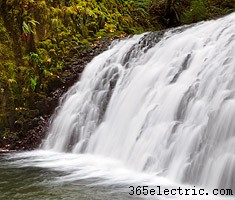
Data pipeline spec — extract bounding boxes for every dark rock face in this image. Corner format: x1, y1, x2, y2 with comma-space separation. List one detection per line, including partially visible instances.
0, 37, 114, 151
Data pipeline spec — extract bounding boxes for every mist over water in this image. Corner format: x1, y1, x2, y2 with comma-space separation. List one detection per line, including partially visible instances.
2, 13, 235, 200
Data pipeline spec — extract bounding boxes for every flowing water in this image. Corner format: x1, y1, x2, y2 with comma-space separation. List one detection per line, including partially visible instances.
1, 13, 235, 200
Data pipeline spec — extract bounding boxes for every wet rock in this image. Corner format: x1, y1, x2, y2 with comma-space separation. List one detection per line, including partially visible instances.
47, 77, 64, 94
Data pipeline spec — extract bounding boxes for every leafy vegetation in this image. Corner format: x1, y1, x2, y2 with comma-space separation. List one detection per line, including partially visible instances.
148, 0, 234, 27
0, 0, 234, 140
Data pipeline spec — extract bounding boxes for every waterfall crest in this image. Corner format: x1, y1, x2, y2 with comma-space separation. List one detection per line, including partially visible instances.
43, 13, 235, 191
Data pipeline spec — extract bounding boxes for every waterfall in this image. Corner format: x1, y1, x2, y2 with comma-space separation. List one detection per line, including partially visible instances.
43, 13, 235, 191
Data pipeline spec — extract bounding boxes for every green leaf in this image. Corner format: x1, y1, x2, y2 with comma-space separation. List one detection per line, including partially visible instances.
22, 21, 30, 34
29, 19, 40, 26
30, 76, 38, 91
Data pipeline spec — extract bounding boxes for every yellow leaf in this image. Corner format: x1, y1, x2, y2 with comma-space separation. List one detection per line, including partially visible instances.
8, 79, 16, 84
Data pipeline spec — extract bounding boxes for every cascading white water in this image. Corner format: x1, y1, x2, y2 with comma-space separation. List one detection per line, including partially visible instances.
43, 13, 235, 192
